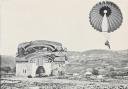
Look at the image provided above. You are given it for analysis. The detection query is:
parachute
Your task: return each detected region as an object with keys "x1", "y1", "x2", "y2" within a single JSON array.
[{"x1": 89, "y1": 1, "x2": 123, "y2": 49}]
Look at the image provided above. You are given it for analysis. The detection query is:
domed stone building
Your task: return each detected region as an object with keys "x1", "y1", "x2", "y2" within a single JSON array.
[{"x1": 15, "y1": 40, "x2": 68, "y2": 77}]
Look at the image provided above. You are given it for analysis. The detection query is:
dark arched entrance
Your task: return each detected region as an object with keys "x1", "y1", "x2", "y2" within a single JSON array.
[{"x1": 36, "y1": 66, "x2": 45, "y2": 77}]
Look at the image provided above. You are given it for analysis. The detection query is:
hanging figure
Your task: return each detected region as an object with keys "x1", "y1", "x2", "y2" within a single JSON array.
[
  {"x1": 89, "y1": 1, "x2": 123, "y2": 49},
  {"x1": 105, "y1": 40, "x2": 111, "y2": 49}
]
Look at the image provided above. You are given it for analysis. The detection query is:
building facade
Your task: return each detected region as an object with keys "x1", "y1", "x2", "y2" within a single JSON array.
[{"x1": 16, "y1": 40, "x2": 67, "y2": 77}]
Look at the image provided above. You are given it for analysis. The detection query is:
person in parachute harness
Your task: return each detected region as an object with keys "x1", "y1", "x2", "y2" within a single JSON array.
[
  {"x1": 105, "y1": 40, "x2": 111, "y2": 49},
  {"x1": 89, "y1": 1, "x2": 123, "y2": 50}
]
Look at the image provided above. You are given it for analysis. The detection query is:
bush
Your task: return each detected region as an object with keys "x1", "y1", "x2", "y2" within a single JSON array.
[
  {"x1": 1, "y1": 67, "x2": 11, "y2": 73},
  {"x1": 92, "y1": 68, "x2": 99, "y2": 75},
  {"x1": 28, "y1": 75, "x2": 32, "y2": 78},
  {"x1": 109, "y1": 71, "x2": 117, "y2": 78}
]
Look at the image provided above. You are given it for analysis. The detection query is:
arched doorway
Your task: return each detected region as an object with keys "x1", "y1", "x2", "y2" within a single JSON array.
[{"x1": 36, "y1": 66, "x2": 45, "y2": 77}]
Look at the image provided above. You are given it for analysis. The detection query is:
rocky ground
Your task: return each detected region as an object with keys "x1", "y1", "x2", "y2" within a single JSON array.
[{"x1": 1, "y1": 77, "x2": 128, "y2": 89}]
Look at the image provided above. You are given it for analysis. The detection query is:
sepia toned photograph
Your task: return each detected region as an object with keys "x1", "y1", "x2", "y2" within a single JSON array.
[{"x1": 0, "y1": 0, "x2": 128, "y2": 89}]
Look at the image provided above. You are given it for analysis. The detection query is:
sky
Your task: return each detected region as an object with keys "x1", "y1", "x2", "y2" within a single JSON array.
[{"x1": 0, "y1": 0, "x2": 128, "y2": 56}]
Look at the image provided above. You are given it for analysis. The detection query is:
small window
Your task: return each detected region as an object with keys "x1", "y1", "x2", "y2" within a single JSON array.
[
  {"x1": 23, "y1": 69, "x2": 26, "y2": 73},
  {"x1": 24, "y1": 69, "x2": 26, "y2": 73}
]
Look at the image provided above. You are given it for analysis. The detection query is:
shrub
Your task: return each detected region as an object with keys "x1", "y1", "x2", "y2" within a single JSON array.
[
  {"x1": 2, "y1": 67, "x2": 11, "y2": 73},
  {"x1": 92, "y1": 68, "x2": 99, "y2": 75},
  {"x1": 109, "y1": 71, "x2": 117, "y2": 78},
  {"x1": 28, "y1": 75, "x2": 32, "y2": 78}
]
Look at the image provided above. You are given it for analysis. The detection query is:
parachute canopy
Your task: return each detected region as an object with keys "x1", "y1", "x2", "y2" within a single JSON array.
[{"x1": 89, "y1": 1, "x2": 123, "y2": 33}]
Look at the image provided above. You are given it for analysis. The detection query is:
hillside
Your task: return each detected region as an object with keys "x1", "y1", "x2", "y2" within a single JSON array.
[
  {"x1": 66, "y1": 49, "x2": 128, "y2": 73},
  {"x1": 0, "y1": 55, "x2": 15, "y2": 68},
  {"x1": 0, "y1": 49, "x2": 128, "y2": 74}
]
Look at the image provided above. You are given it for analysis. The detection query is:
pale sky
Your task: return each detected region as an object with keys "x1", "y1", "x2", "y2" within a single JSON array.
[{"x1": 0, "y1": 0, "x2": 128, "y2": 56}]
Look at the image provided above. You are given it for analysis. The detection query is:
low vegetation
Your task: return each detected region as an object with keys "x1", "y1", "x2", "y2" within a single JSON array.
[
  {"x1": 1, "y1": 78, "x2": 128, "y2": 89},
  {"x1": 1, "y1": 50, "x2": 128, "y2": 88}
]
